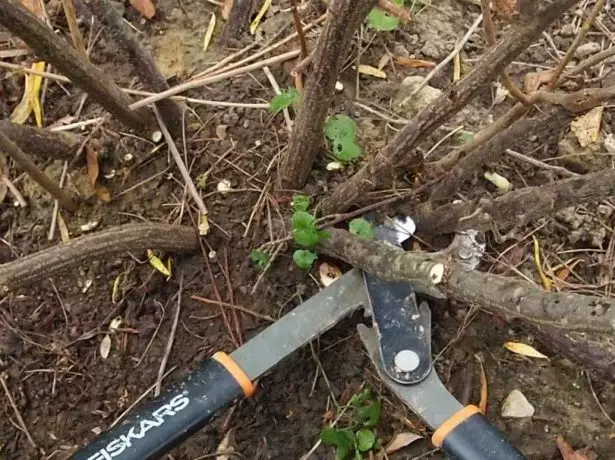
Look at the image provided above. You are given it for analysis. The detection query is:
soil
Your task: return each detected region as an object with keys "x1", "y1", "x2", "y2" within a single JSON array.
[{"x1": 1, "y1": 0, "x2": 614, "y2": 459}]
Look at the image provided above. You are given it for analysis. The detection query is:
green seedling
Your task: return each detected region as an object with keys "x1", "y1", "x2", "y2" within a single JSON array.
[
  {"x1": 324, "y1": 115, "x2": 363, "y2": 164},
  {"x1": 367, "y1": 0, "x2": 404, "y2": 31},
  {"x1": 270, "y1": 88, "x2": 301, "y2": 114},
  {"x1": 321, "y1": 387, "x2": 382, "y2": 459},
  {"x1": 457, "y1": 130, "x2": 474, "y2": 145},
  {"x1": 249, "y1": 249, "x2": 271, "y2": 269},
  {"x1": 349, "y1": 218, "x2": 374, "y2": 240},
  {"x1": 290, "y1": 195, "x2": 328, "y2": 270}
]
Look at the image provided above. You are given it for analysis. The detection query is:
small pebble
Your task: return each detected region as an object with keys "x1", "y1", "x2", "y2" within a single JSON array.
[
  {"x1": 574, "y1": 42, "x2": 601, "y2": 58},
  {"x1": 501, "y1": 389, "x2": 535, "y2": 418}
]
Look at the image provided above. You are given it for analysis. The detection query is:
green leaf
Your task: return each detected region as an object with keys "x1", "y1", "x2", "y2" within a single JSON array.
[
  {"x1": 334, "y1": 138, "x2": 362, "y2": 163},
  {"x1": 349, "y1": 218, "x2": 374, "y2": 240},
  {"x1": 293, "y1": 249, "x2": 318, "y2": 270},
  {"x1": 321, "y1": 428, "x2": 354, "y2": 460},
  {"x1": 350, "y1": 388, "x2": 372, "y2": 407},
  {"x1": 270, "y1": 88, "x2": 300, "y2": 114},
  {"x1": 457, "y1": 131, "x2": 474, "y2": 145},
  {"x1": 292, "y1": 211, "x2": 316, "y2": 230},
  {"x1": 356, "y1": 429, "x2": 376, "y2": 452},
  {"x1": 324, "y1": 115, "x2": 357, "y2": 142},
  {"x1": 357, "y1": 401, "x2": 381, "y2": 427},
  {"x1": 292, "y1": 194, "x2": 311, "y2": 212},
  {"x1": 249, "y1": 249, "x2": 270, "y2": 268},
  {"x1": 293, "y1": 228, "x2": 321, "y2": 248},
  {"x1": 366, "y1": 8, "x2": 399, "y2": 31}
]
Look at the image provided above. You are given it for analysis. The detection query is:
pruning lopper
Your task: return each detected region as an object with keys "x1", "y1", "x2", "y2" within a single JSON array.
[{"x1": 73, "y1": 217, "x2": 526, "y2": 460}]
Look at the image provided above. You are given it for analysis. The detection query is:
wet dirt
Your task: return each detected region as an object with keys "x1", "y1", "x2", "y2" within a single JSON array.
[{"x1": 1, "y1": 0, "x2": 614, "y2": 459}]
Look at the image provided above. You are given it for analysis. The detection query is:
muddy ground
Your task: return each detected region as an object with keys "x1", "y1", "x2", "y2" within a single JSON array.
[{"x1": 1, "y1": 0, "x2": 614, "y2": 459}]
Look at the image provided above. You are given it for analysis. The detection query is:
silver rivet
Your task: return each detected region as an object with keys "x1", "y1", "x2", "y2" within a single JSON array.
[{"x1": 394, "y1": 349, "x2": 420, "y2": 372}]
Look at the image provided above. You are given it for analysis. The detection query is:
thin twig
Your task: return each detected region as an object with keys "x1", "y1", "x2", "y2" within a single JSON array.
[
  {"x1": 290, "y1": 0, "x2": 309, "y2": 59},
  {"x1": 48, "y1": 161, "x2": 68, "y2": 241},
  {"x1": 586, "y1": 371, "x2": 615, "y2": 426},
  {"x1": 191, "y1": 295, "x2": 275, "y2": 322},
  {"x1": 62, "y1": 0, "x2": 87, "y2": 56},
  {"x1": 505, "y1": 149, "x2": 578, "y2": 177},
  {"x1": 399, "y1": 14, "x2": 483, "y2": 106},
  {"x1": 263, "y1": 66, "x2": 293, "y2": 132},
  {"x1": 0, "y1": 374, "x2": 38, "y2": 449},
  {"x1": 1, "y1": 174, "x2": 26, "y2": 207},
  {"x1": 155, "y1": 274, "x2": 183, "y2": 397}
]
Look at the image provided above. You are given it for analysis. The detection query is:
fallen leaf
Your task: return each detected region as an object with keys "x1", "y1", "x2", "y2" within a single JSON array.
[
  {"x1": 476, "y1": 356, "x2": 488, "y2": 414},
  {"x1": 216, "y1": 124, "x2": 228, "y2": 140},
  {"x1": 554, "y1": 258, "x2": 583, "y2": 283},
  {"x1": 393, "y1": 56, "x2": 436, "y2": 69},
  {"x1": 203, "y1": 13, "x2": 216, "y2": 52},
  {"x1": 319, "y1": 262, "x2": 342, "y2": 287},
  {"x1": 484, "y1": 171, "x2": 512, "y2": 192},
  {"x1": 377, "y1": 54, "x2": 390, "y2": 70},
  {"x1": 383, "y1": 432, "x2": 423, "y2": 455},
  {"x1": 556, "y1": 436, "x2": 597, "y2": 460},
  {"x1": 95, "y1": 184, "x2": 111, "y2": 202},
  {"x1": 100, "y1": 334, "x2": 111, "y2": 359},
  {"x1": 221, "y1": 0, "x2": 233, "y2": 20},
  {"x1": 492, "y1": 81, "x2": 508, "y2": 105},
  {"x1": 20, "y1": 0, "x2": 44, "y2": 18},
  {"x1": 524, "y1": 70, "x2": 555, "y2": 93},
  {"x1": 570, "y1": 106, "x2": 603, "y2": 148},
  {"x1": 109, "y1": 316, "x2": 123, "y2": 331},
  {"x1": 532, "y1": 236, "x2": 552, "y2": 291},
  {"x1": 494, "y1": 0, "x2": 517, "y2": 19},
  {"x1": 111, "y1": 273, "x2": 124, "y2": 304},
  {"x1": 130, "y1": 0, "x2": 156, "y2": 19},
  {"x1": 358, "y1": 64, "x2": 387, "y2": 79},
  {"x1": 250, "y1": 0, "x2": 272, "y2": 35},
  {"x1": 57, "y1": 212, "x2": 70, "y2": 243},
  {"x1": 85, "y1": 145, "x2": 99, "y2": 186},
  {"x1": 11, "y1": 61, "x2": 46, "y2": 126},
  {"x1": 147, "y1": 249, "x2": 172, "y2": 277},
  {"x1": 504, "y1": 341, "x2": 550, "y2": 360}
]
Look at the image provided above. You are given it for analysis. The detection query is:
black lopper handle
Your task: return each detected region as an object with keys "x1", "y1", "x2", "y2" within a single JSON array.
[
  {"x1": 432, "y1": 406, "x2": 526, "y2": 460},
  {"x1": 72, "y1": 352, "x2": 254, "y2": 460}
]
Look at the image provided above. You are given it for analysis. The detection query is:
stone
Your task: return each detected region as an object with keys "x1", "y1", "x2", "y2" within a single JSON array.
[
  {"x1": 394, "y1": 76, "x2": 442, "y2": 119},
  {"x1": 501, "y1": 389, "x2": 535, "y2": 418}
]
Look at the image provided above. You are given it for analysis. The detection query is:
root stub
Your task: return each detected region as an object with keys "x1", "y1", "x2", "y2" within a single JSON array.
[{"x1": 0, "y1": 224, "x2": 199, "y2": 292}]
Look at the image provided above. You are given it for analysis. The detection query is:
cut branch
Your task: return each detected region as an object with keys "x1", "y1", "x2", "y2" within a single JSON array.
[
  {"x1": 0, "y1": 121, "x2": 81, "y2": 160},
  {"x1": 0, "y1": 0, "x2": 152, "y2": 132},
  {"x1": 0, "y1": 224, "x2": 198, "y2": 292},
  {"x1": 319, "y1": 229, "x2": 615, "y2": 332},
  {"x1": 279, "y1": 0, "x2": 378, "y2": 189},
  {"x1": 84, "y1": 0, "x2": 183, "y2": 138},
  {"x1": 319, "y1": 0, "x2": 579, "y2": 214},
  {"x1": 414, "y1": 169, "x2": 615, "y2": 235},
  {"x1": 0, "y1": 130, "x2": 78, "y2": 211}
]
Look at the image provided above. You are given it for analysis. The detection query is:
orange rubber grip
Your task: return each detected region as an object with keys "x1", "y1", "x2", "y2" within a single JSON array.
[
  {"x1": 432, "y1": 405, "x2": 481, "y2": 447},
  {"x1": 212, "y1": 352, "x2": 256, "y2": 398}
]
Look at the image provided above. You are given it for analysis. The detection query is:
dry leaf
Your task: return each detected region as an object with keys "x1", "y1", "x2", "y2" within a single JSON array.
[
  {"x1": 319, "y1": 262, "x2": 342, "y2": 287},
  {"x1": 494, "y1": 0, "x2": 517, "y2": 19},
  {"x1": 111, "y1": 273, "x2": 124, "y2": 304},
  {"x1": 203, "y1": 13, "x2": 216, "y2": 52},
  {"x1": 85, "y1": 145, "x2": 99, "y2": 186},
  {"x1": 476, "y1": 356, "x2": 488, "y2": 414},
  {"x1": 221, "y1": 0, "x2": 233, "y2": 20},
  {"x1": 100, "y1": 334, "x2": 111, "y2": 359},
  {"x1": 570, "y1": 106, "x2": 603, "y2": 148},
  {"x1": 393, "y1": 56, "x2": 436, "y2": 69},
  {"x1": 130, "y1": 0, "x2": 156, "y2": 19},
  {"x1": 358, "y1": 64, "x2": 387, "y2": 79},
  {"x1": 484, "y1": 171, "x2": 512, "y2": 192},
  {"x1": 556, "y1": 436, "x2": 597, "y2": 460},
  {"x1": 109, "y1": 316, "x2": 123, "y2": 331},
  {"x1": 250, "y1": 0, "x2": 272, "y2": 35},
  {"x1": 147, "y1": 249, "x2": 172, "y2": 277},
  {"x1": 57, "y1": 212, "x2": 70, "y2": 243},
  {"x1": 532, "y1": 236, "x2": 552, "y2": 291},
  {"x1": 383, "y1": 432, "x2": 423, "y2": 455},
  {"x1": 11, "y1": 61, "x2": 46, "y2": 126},
  {"x1": 524, "y1": 70, "x2": 555, "y2": 93},
  {"x1": 95, "y1": 184, "x2": 111, "y2": 202},
  {"x1": 504, "y1": 342, "x2": 550, "y2": 360},
  {"x1": 554, "y1": 258, "x2": 583, "y2": 283},
  {"x1": 377, "y1": 54, "x2": 391, "y2": 70},
  {"x1": 20, "y1": 0, "x2": 44, "y2": 18}
]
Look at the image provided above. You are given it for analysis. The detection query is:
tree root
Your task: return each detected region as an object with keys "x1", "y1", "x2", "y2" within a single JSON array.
[
  {"x1": 0, "y1": 224, "x2": 198, "y2": 292},
  {"x1": 319, "y1": 228, "x2": 615, "y2": 332},
  {"x1": 0, "y1": 121, "x2": 81, "y2": 161}
]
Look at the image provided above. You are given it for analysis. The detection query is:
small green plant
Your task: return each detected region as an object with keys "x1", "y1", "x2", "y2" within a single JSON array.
[
  {"x1": 324, "y1": 115, "x2": 363, "y2": 163},
  {"x1": 321, "y1": 387, "x2": 382, "y2": 459},
  {"x1": 367, "y1": 0, "x2": 404, "y2": 31},
  {"x1": 249, "y1": 249, "x2": 271, "y2": 268},
  {"x1": 270, "y1": 88, "x2": 300, "y2": 114},
  {"x1": 457, "y1": 130, "x2": 474, "y2": 145},
  {"x1": 349, "y1": 218, "x2": 374, "y2": 240},
  {"x1": 290, "y1": 194, "x2": 328, "y2": 270}
]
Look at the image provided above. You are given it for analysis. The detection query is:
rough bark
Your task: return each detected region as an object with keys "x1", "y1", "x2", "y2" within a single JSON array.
[
  {"x1": 0, "y1": 0, "x2": 152, "y2": 132},
  {"x1": 0, "y1": 129, "x2": 77, "y2": 211},
  {"x1": 319, "y1": 228, "x2": 615, "y2": 332},
  {"x1": 222, "y1": 0, "x2": 255, "y2": 43},
  {"x1": 413, "y1": 169, "x2": 615, "y2": 235},
  {"x1": 279, "y1": 0, "x2": 378, "y2": 189},
  {"x1": 319, "y1": 0, "x2": 579, "y2": 214},
  {"x1": 0, "y1": 224, "x2": 198, "y2": 292},
  {"x1": 84, "y1": 0, "x2": 183, "y2": 138},
  {"x1": 427, "y1": 106, "x2": 573, "y2": 204},
  {"x1": 0, "y1": 121, "x2": 82, "y2": 160}
]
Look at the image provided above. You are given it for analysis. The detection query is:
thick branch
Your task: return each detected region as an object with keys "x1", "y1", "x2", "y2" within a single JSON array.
[
  {"x1": 222, "y1": 0, "x2": 255, "y2": 43},
  {"x1": 319, "y1": 229, "x2": 615, "y2": 332},
  {"x1": 0, "y1": 129, "x2": 77, "y2": 211},
  {"x1": 0, "y1": 121, "x2": 81, "y2": 160},
  {"x1": 0, "y1": 224, "x2": 198, "y2": 292},
  {"x1": 279, "y1": 0, "x2": 378, "y2": 189},
  {"x1": 84, "y1": 0, "x2": 182, "y2": 138},
  {"x1": 0, "y1": 0, "x2": 152, "y2": 132},
  {"x1": 319, "y1": 0, "x2": 579, "y2": 214},
  {"x1": 414, "y1": 169, "x2": 615, "y2": 235}
]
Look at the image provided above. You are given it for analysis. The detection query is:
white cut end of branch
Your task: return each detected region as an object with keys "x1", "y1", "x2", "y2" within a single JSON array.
[{"x1": 430, "y1": 263, "x2": 444, "y2": 285}]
